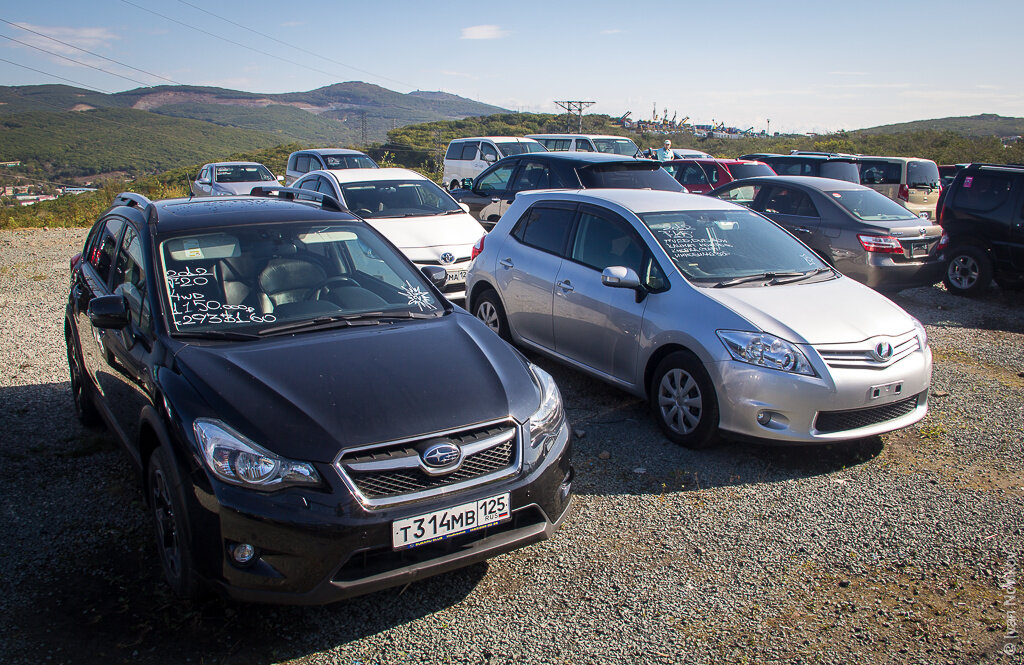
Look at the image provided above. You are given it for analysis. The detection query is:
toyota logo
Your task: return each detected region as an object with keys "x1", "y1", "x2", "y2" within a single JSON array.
[
  {"x1": 440, "y1": 252, "x2": 456, "y2": 265},
  {"x1": 422, "y1": 443, "x2": 460, "y2": 468},
  {"x1": 918, "y1": 227, "x2": 927, "y2": 236},
  {"x1": 871, "y1": 341, "x2": 894, "y2": 362}
]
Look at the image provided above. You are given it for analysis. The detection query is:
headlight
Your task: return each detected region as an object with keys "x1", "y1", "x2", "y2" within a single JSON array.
[
  {"x1": 193, "y1": 418, "x2": 321, "y2": 490},
  {"x1": 527, "y1": 364, "x2": 565, "y2": 457},
  {"x1": 911, "y1": 317, "x2": 927, "y2": 348},
  {"x1": 717, "y1": 330, "x2": 816, "y2": 376}
]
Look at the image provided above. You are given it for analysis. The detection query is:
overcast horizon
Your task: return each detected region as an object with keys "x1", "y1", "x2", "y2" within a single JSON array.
[{"x1": 1, "y1": 0, "x2": 1022, "y2": 135}]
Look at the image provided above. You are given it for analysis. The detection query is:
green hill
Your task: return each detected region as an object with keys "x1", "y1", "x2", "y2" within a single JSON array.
[{"x1": 857, "y1": 114, "x2": 1024, "y2": 138}]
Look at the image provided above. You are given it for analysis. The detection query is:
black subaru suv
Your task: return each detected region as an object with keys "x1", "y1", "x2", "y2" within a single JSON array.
[
  {"x1": 936, "y1": 163, "x2": 1024, "y2": 295},
  {"x1": 64, "y1": 189, "x2": 573, "y2": 604}
]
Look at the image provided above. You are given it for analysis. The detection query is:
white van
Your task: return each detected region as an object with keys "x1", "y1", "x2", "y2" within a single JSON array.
[
  {"x1": 525, "y1": 134, "x2": 641, "y2": 157},
  {"x1": 442, "y1": 137, "x2": 545, "y2": 191}
]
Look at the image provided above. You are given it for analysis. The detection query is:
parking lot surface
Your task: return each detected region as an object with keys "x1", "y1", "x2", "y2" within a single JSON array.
[{"x1": 1, "y1": 228, "x2": 1021, "y2": 664}]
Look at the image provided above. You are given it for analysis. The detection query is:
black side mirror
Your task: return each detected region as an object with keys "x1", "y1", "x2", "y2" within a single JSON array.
[
  {"x1": 421, "y1": 266, "x2": 448, "y2": 290},
  {"x1": 461, "y1": 178, "x2": 474, "y2": 189},
  {"x1": 88, "y1": 294, "x2": 130, "y2": 329}
]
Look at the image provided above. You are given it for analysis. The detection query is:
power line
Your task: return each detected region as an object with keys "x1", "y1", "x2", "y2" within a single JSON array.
[
  {"x1": 0, "y1": 55, "x2": 114, "y2": 93},
  {"x1": 0, "y1": 18, "x2": 183, "y2": 86},
  {"x1": 0, "y1": 33, "x2": 153, "y2": 88}
]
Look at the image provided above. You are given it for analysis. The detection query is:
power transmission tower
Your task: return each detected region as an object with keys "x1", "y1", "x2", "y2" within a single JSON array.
[
  {"x1": 360, "y1": 111, "x2": 368, "y2": 146},
  {"x1": 554, "y1": 101, "x2": 595, "y2": 134}
]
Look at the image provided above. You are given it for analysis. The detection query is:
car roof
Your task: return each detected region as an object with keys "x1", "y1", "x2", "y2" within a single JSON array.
[
  {"x1": 311, "y1": 167, "x2": 429, "y2": 183},
  {"x1": 202, "y1": 161, "x2": 265, "y2": 168},
  {"x1": 765, "y1": 154, "x2": 856, "y2": 162},
  {"x1": 718, "y1": 175, "x2": 866, "y2": 191},
  {"x1": 514, "y1": 188, "x2": 738, "y2": 214},
  {"x1": 502, "y1": 152, "x2": 648, "y2": 165},
  {"x1": 449, "y1": 136, "x2": 540, "y2": 143},
  {"x1": 294, "y1": 148, "x2": 369, "y2": 156},
  {"x1": 526, "y1": 134, "x2": 634, "y2": 140},
  {"x1": 146, "y1": 196, "x2": 358, "y2": 234}
]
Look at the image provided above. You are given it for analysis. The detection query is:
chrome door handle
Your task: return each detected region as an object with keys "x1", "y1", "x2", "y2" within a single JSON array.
[
  {"x1": 556, "y1": 280, "x2": 574, "y2": 293},
  {"x1": 498, "y1": 258, "x2": 514, "y2": 269},
  {"x1": 794, "y1": 227, "x2": 812, "y2": 234},
  {"x1": 491, "y1": 197, "x2": 500, "y2": 203}
]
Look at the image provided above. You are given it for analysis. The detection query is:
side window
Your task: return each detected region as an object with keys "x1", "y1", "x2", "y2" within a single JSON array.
[
  {"x1": 860, "y1": 161, "x2": 902, "y2": 185},
  {"x1": 570, "y1": 211, "x2": 645, "y2": 274},
  {"x1": 703, "y1": 164, "x2": 721, "y2": 185},
  {"x1": 679, "y1": 163, "x2": 709, "y2": 186},
  {"x1": 112, "y1": 225, "x2": 152, "y2": 334},
  {"x1": 715, "y1": 184, "x2": 761, "y2": 207},
  {"x1": 510, "y1": 205, "x2": 575, "y2": 256},
  {"x1": 575, "y1": 140, "x2": 594, "y2": 152},
  {"x1": 295, "y1": 178, "x2": 319, "y2": 201},
  {"x1": 445, "y1": 142, "x2": 462, "y2": 160},
  {"x1": 480, "y1": 142, "x2": 499, "y2": 161},
  {"x1": 763, "y1": 187, "x2": 818, "y2": 217},
  {"x1": 510, "y1": 162, "x2": 553, "y2": 192},
  {"x1": 88, "y1": 217, "x2": 124, "y2": 285},
  {"x1": 287, "y1": 154, "x2": 297, "y2": 170},
  {"x1": 295, "y1": 155, "x2": 311, "y2": 173},
  {"x1": 543, "y1": 139, "x2": 571, "y2": 151},
  {"x1": 460, "y1": 142, "x2": 480, "y2": 160},
  {"x1": 316, "y1": 178, "x2": 338, "y2": 197},
  {"x1": 956, "y1": 173, "x2": 1013, "y2": 212},
  {"x1": 475, "y1": 164, "x2": 517, "y2": 193}
]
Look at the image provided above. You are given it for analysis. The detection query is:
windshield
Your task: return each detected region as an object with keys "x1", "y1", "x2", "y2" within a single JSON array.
[
  {"x1": 640, "y1": 209, "x2": 829, "y2": 283},
  {"x1": 908, "y1": 160, "x2": 941, "y2": 189},
  {"x1": 496, "y1": 141, "x2": 546, "y2": 156},
  {"x1": 825, "y1": 189, "x2": 919, "y2": 222},
  {"x1": 578, "y1": 164, "x2": 684, "y2": 191},
  {"x1": 158, "y1": 222, "x2": 442, "y2": 335},
  {"x1": 214, "y1": 165, "x2": 275, "y2": 183},
  {"x1": 592, "y1": 138, "x2": 640, "y2": 156},
  {"x1": 726, "y1": 163, "x2": 775, "y2": 180},
  {"x1": 338, "y1": 180, "x2": 462, "y2": 218},
  {"x1": 325, "y1": 154, "x2": 378, "y2": 169}
]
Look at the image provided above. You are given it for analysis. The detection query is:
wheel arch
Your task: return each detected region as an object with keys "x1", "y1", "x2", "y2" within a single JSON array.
[{"x1": 643, "y1": 343, "x2": 703, "y2": 400}]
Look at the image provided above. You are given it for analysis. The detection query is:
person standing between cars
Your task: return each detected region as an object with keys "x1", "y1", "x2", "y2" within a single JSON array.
[{"x1": 656, "y1": 139, "x2": 674, "y2": 161}]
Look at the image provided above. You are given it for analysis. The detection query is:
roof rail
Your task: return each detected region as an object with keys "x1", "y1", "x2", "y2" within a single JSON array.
[
  {"x1": 249, "y1": 186, "x2": 346, "y2": 212},
  {"x1": 967, "y1": 162, "x2": 1024, "y2": 171},
  {"x1": 789, "y1": 150, "x2": 859, "y2": 159}
]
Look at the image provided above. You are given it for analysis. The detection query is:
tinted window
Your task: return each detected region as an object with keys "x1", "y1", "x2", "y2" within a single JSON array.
[
  {"x1": 592, "y1": 138, "x2": 639, "y2": 156},
  {"x1": 480, "y1": 143, "x2": 499, "y2": 161},
  {"x1": 495, "y1": 141, "x2": 545, "y2": 155},
  {"x1": 539, "y1": 139, "x2": 571, "y2": 151},
  {"x1": 445, "y1": 142, "x2": 463, "y2": 159},
  {"x1": 475, "y1": 164, "x2": 516, "y2": 193},
  {"x1": 512, "y1": 206, "x2": 575, "y2": 255},
  {"x1": 763, "y1": 187, "x2": 819, "y2": 217},
  {"x1": 571, "y1": 211, "x2": 645, "y2": 274},
  {"x1": 859, "y1": 160, "x2": 902, "y2": 185},
  {"x1": 295, "y1": 155, "x2": 311, "y2": 173},
  {"x1": 954, "y1": 173, "x2": 1013, "y2": 212},
  {"x1": 819, "y1": 161, "x2": 860, "y2": 183},
  {"x1": 112, "y1": 225, "x2": 152, "y2": 333},
  {"x1": 907, "y1": 160, "x2": 941, "y2": 188},
  {"x1": 826, "y1": 189, "x2": 919, "y2": 221},
  {"x1": 338, "y1": 180, "x2": 462, "y2": 218},
  {"x1": 767, "y1": 159, "x2": 812, "y2": 177},
  {"x1": 324, "y1": 154, "x2": 378, "y2": 169},
  {"x1": 726, "y1": 163, "x2": 775, "y2": 180},
  {"x1": 577, "y1": 164, "x2": 684, "y2": 191},
  {"x1": 574, "y1": 140, "x2": 594, "y2": 152},
  {"x1": 460, "y1": 142, "x2": 479, "y2": 160},
  {"x1": 702, "y1": 163, "x2": 722, "y2": 185},
  {"x1": 671, "y1": 163, "x2": 710, "y2": 187},
  {"x1": 713, "y1": 184, "x2": 762, "y2": 207},
  {"x1": 511, "y1": 162, "x2": 554, "y2": 191},
  {"x1": 89, "y1": 217, "x2": 124, "y2": 284}
]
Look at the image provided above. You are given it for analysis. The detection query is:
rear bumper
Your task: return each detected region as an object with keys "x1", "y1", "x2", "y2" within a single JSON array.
[{"x1": 840, "y1": 254, "x2": 946, "y2": 291}]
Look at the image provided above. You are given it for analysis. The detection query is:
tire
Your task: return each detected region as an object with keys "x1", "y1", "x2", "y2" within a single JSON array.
[
  {"x1": 65, "y1": 327, "x2": 101, "y2": 428},
  {"x1": 943, "y1": 245, "x2": 993, "y2": 296},
  {"x1": 148, "y1": 447, "x2": 200, "y2": 600},
  {"x1": 650, "y1": 351, "x2": 719, "y2": 449},
  {"x1": 473, "y1": 289, "x2": 510, "y2": 342}
]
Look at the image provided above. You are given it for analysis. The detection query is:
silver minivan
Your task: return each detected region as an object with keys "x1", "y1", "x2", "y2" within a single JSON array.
[{"x1": 466, "y1": 189, "x2": 931, "y2": 448}]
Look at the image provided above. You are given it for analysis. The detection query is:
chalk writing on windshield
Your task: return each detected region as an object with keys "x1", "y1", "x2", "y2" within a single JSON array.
[
  {"x1": 654, "y1": 227, "x2": 734, "y2": 258},
  {"x1": 165, "y1": 266, "x2": 277, "y2": 327}
]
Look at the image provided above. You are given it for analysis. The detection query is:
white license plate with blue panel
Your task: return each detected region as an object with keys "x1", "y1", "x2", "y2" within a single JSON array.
[{"x1": 392, "y1": 493, "x2": 510, "y2": 549}]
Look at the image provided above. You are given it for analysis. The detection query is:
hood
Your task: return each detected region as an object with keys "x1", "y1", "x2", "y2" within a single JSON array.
[
  {"x1": 366, "y1": 213, "x2": 485, "y2": 252},
  {"x1": 175, "y1": 312, "x2": 538, "y2": 463},
  {"x1": 703, "y1": 276, "x2": 916, "y2": 345}
]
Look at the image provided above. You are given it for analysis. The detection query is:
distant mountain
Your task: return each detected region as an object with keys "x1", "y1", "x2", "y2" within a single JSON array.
[
  {"x1": 0, "y1": 82, "x2": 508, "y2": 144},
  {"x1": 857, "y1": 114, "x2": 1024, "y2": 138}
]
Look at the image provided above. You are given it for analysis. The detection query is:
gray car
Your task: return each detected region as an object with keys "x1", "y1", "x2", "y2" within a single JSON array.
[
  {"x1": 192, "y1": 162, "x2": 280, "y2": 197},
  {"x1": 709, "y1": 176, "x2": 945, "y2": 292},
  {"x1": 466, "y1": 189, "x2": 931, "y2": 448}
]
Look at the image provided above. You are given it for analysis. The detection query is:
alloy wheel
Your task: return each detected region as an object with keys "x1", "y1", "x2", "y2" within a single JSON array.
[
  {"x1": 151, "y1": 467, "x2": 183, "y2": 582},
  {"x1": 476, "y1": 301, "x2": 500, "y2": 332},
  {"x1": 948, "y1": 254, "x2": 979, "y2": 290},
  {"x1": 657, "y1": 368, "x2": 703, "y2": 435}
]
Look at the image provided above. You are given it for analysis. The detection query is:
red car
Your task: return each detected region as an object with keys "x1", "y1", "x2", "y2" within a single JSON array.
[{"x1": 662, "y1": 158, "x2": 776, "y2": 194}]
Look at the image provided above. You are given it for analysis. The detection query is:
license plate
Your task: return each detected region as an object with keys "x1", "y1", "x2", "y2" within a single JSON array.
[
  {"x1": 445, "y1": 269, "x2": 467, "y2": 283},
  {"x1": 869, "y1": 381, "x2": 904, "y2": 400},
  {"x1": 910, "y1": 242, "x2": 928, "y2": 258},
  {"x1": 392, "y1": 493, "x2": 510, "y2": 550}
]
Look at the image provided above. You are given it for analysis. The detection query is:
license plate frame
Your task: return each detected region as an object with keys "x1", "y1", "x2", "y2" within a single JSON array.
[
  {"x1": 392, "y1": 493, "x2": 511, "y2": 550},
  {"x1": 910, "y1": 242, "x2": 928, "y2": 258},
  {"x1": 445, "y1": 269, "x2": 468, "y2": 284},
  {"x1": 869, "y1": 381, "x2": 904, "y2": 400}
]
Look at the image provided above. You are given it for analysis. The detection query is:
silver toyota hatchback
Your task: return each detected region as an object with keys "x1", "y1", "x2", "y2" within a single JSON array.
[{"x1": 466, "y1": 189, "x2": 932, "y2": 448}]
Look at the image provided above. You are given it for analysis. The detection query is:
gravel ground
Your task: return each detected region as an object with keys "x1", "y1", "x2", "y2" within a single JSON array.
[{"x1": 0, "y1": 228, "x2": 1021, "y2": 665}]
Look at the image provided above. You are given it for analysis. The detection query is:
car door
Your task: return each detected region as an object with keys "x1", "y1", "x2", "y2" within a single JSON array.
[
  {"x1": 673, "y1": 161, "x2": 712, "y2": 194},
  {"x1": 494, "y1": 202, "x2": 576, "y2": 351},
  {"x1": 194, "y1": 166, "x2": 213, "y2": 196},
  {"x1": 508, "y1": 160, "x2": 559, "y2": 197},
  {"x1": 552, "y1": 205, "x2": 650, "y2": 382},
  {"x1": 74, "y1": 216, "x2": 125, "y2": 397},
  {"x1": 477, "y1": 142, "x2": 499, "y2": 175},
  {"x1": 756, "y1": 185, "x2": 824, "y2": 253},
  {"x1": 468, "y1": 162, "x2": 519, "y2": 227}
]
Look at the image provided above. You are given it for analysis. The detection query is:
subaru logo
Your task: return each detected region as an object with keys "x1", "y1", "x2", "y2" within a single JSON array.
[
  {"x1": 440, "y1": 252, "x2": 455, "y2": 265},
  {"x1": 422, "y1": 442, "x2": 460, "y2": 468},
  {"x1": 872, "y1": 341, "x2": 894, "y2": 362}
]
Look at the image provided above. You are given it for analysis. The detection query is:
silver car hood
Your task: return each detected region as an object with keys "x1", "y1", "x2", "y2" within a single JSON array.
[
  {"x1": 216, "y1": 182, "x2": 267, "y2": 195},
  {"x1": 702, "y1": 276, "x2": 915, "y2": 345}
]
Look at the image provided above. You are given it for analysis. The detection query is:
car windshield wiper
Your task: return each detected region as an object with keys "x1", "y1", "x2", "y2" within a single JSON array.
[
  {"x1": 767, "y1": 267, "x2": 834, "y2": 285},
  {"x1": 171, "y1": 330, "x2": 262, "y2": 341},
  {"x1": 713, "y1": 271, "x2": 806, "y2": 288},
  {"x1": 258, "y1": 310, "x2": 439, "y2": 336}
]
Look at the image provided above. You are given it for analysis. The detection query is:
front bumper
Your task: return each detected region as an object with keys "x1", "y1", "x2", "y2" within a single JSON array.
[
  {"x1": 711, "y1": 347, "x2": 931, "y2": 444},
  {"x1": 192, "y1": 424, "x2": 573, "y2": 605}
]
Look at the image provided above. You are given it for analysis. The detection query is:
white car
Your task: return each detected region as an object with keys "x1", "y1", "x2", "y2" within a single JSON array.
[
  {"x1": 292, "y1": 168, "x2": 486, "y2": 301},
  {"x1": 442, "y1": 137, "x2": 545, "y2": 191}
]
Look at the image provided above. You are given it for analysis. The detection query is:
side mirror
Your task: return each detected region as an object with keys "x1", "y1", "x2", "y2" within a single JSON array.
[
  {"x1": 458, "y1": 202, "x2": 471, "y2": 213},
  {"x1": 483, "y1": 154, "x2": 496, "y2": 163},
  {"x1": 421, "y1": 265, "x2": 448, "y2": 290},
  {"x1": 88, "y1": 294, "x2": 130, "y2": 329},
  {"x1": 461, "y1": 178, "x2": 474, "y2": 189},
  {"x1": 601, "y1": 266, "x2": 642, "y2": 290},
  {"x1": 276, "y1": 175, "x2": 284, "y2": 182}
]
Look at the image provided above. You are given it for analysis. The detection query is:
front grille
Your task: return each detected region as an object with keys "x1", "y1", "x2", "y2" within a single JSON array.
[
  {"x1": 419, "y1": 256, "x2": 471, "y2": 266},
  {"x1": 814, "y1": 394, "x2": 921, "y2": 434},
  {"x1": 814, "y1": 332, "x2": 920, "y2": 370},
  {"x1": 335, "y1": 420, "x2": 520, "y2": 506}
]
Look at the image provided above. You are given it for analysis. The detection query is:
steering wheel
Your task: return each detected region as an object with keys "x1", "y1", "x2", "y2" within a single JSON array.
[
  {"x1": 314, "y1": 276, "x2": 359, "y2": 301},
  {"x1": 354, "y1": 208, "x2": 374, "y2": 217}
]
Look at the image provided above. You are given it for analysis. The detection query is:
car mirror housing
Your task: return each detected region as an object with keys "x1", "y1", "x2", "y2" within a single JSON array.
[
  {"x1": 461, "y1": 178, "x2": 474, "y2": 190},
  {"x1": 601, "y1": 266, "x2": 642, "y2": 290},
  {"x1": 88, "y1": 294, "x2": 130, "y2": 329},
  {"x1": 458, "y1": 202, "x2": 471, "y2": 213},
  {"x1": 198, "y1": 178, "x2": 211, "y2": 186},
  {"x1": 276, "y1": 175, "x2": 284, "y2": 182},
  {"x1": 421, "y1": 265, "x2": 448, "y2": 289}
]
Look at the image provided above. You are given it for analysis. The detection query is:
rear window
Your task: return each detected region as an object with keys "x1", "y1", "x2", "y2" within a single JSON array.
[
  {"x1": 592, "y1": 138, "x2": 640, "y2": 156},
  {"x1": 577, "y1": 164, "x2": 684, "y2": 191},
  {"x1": 953, "y1": 173, "x2": 1014, "y2": 212},
  {"x1": 726, "y1": 163, "x2": 775, "y2": 180},
  {"x1": 324, "y1": 154, "x2": 377, "y2": 169},
  {"x1": 907, "y1": 160, "x2": 940, "y2": 189},
  {"x1": 495, "y1": 141, "x2": 546, "y2": 156},
  {"x1": 859, "y1": 161, "x2": 902, "y2": 185},
  {"x1": 826, "y1": 189, "x2": 919, "y2": 221}
]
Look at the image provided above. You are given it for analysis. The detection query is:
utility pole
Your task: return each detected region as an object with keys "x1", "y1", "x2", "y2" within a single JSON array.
[
  {"x1": 767, "y1": 118, "x2": 771, "y2": 136},
  {"x1": 360, "y1": 111, "x2": 368, "y2": 146},
  {"x1": 554, "y1": 101, "x2": 595, "y2": 134}
]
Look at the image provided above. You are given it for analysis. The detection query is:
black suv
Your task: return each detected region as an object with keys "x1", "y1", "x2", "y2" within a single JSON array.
[
  {"x1": 450, "y1": 152, "x2": 683, "y2": 229},
  {"x1": 65, "y1": 189, "x2": 573, "y2": 604},
  {"x1": 936, "y1": 163, "x2": 1024, "y2": 295},
  {"x1": 739, "y1": 153, "x2": 861, "y2": 183}
]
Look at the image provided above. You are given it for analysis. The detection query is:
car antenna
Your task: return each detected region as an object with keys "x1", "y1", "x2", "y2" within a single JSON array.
[{"x1": 186, "y1": 171, "x2": 194, "y2": 200}]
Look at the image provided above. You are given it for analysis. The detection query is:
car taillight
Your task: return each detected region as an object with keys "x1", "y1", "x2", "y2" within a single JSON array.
[
  {"x1": 898, "y1": 184, "x2": 909, "y2": 202},
  {"x1": 70, "y1": 252, "x2": 82, "y2": 271},
  {"x1": 470, "y1": 234, "x2": 485, "y2": 261},
  {"x1": 936, "y1": 233, "x2": 949, "y2": 252},
  {"x1": 857, "y1": 234, "x2": 904, "y2": 254}
]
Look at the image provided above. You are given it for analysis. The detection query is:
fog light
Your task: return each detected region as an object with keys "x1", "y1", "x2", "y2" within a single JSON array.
[
  {"x1": 560, "y1": 467, "x2": 574, "y2": 500},
  {"x1": 757, "y1": 411, "x2": 772, "y2": 426},
  {"x1": 231, "y1": 543, "x2": 256, "y2": 565}
]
